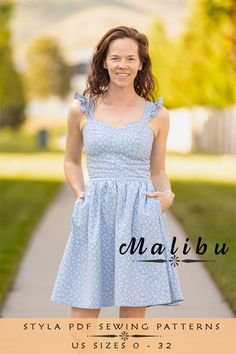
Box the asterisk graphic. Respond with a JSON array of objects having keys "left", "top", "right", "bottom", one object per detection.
[
  {"left": 169, "top": 255, "right": 180, "bottom": 267},
  {"left": 120, "top": 331, "right": 129, "bottom": 341}
]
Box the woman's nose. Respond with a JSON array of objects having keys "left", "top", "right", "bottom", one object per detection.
[{"left": 118, "top": 61, "right": 128, "bottom": 68}]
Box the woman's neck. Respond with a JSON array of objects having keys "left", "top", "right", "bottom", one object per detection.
[{"left": 103, "top": 84, "right": 139, "bottom": 106}]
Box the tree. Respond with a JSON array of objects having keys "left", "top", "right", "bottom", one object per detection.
[
  {"left": 24, "top": 36, "right": 71, "bottom": 100},
  {"left": 0, "top": 1, "right": 26, "bottom": 129},
  {"left": 149, "top": 0, "right": 236, "bottom": 108},
  {"left": 149, "top": 19, "right": 174, "bottom": 107},
  {"left": 172, "top": 0, "right": 236, "bottom": 107}
]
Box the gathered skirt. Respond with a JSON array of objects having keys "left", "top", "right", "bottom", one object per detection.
[{"left": 50, "top": 178, "right": 184, "bottom": 308}]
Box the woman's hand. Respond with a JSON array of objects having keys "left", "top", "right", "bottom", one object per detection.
[
  {"left": 146, "top": 190, "right": 175, "bottom": 212},
  {"left": 77, "top": 190, "right": 85, "bottom": 199}
]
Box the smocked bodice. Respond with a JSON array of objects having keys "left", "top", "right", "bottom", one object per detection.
[{"left": 74, "top": 92, "right": 163, "bottom": 180}]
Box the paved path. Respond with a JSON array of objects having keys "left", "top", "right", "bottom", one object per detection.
[{"left": 1, "top": 181, "right": 233, "bottom": 318}]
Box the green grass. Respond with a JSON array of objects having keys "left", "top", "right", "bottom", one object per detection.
[
  {"left": 0, "top": 178, "right": 62, "bottom": 308},
  {"left": 0, "top": 126, "right": 66, "bottom": 153},
  {"left": 171, "top": 179, "right": 236, "bottom": 314},
  {"left": 0, "top": 152, "right": 65, "bottom": 181}
]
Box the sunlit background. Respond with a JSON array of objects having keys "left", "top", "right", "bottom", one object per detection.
[{"left": 0, "top": 0, "right": 235, "bottom": 316}]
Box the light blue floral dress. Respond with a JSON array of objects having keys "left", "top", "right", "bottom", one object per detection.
[{"left": 50, "top": 92, "right": 184, "bottom": 308}]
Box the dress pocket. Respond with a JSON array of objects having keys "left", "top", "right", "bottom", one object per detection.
[
  {"left": 75, "top": 196, "right": 85, "bottom": 205},
  {"left": 146, "top": 193, "right": 162, "bottom": 216},
  {"left": 71, "top": 186, "right": 91, "bottom": 237},
  {"left": 71, "top": 198, "right": 83, "bottom": 231},
  {"left": 74, "top": 184, "right": 91, "bottom": 204},
  {"left": 156, "top": 196, "right": 162, "bottom": 214}
]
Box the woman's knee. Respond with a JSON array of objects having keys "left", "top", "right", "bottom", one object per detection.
[
  {"left": 71, "top": 306, "right": 101, "bottom": 318},
  {"left": 119, "top": 306, "right": 146, "bottom": 318}
]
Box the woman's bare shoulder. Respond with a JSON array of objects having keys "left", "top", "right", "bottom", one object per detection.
[
  {"left": 67, "top": 98, "right": 86, "bottom": 126},
  {"left": 149, "top": 106, "right": 169, "bottom": 138},
  {"left": 151, "top": 105, "right": 169, "bottom": 124},
  {"left": 70, "top": 97, "right": 84, "bottom": 113}
]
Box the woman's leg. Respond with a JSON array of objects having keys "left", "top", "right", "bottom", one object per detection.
[
  {"left": 71, "top": 307, "right": 101, "bottom": 318},
  {"left": 119, "top": 306, "right": 146, "bottom": 318}
]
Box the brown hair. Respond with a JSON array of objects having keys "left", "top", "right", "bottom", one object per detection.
[{"left": 83, "top": 25, "right": 158, "bottom": 104}]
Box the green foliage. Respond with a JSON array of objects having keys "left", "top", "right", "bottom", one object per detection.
[
  {"left": 149, "top": 0, "right": 236, "bottom": 108},
  {"left": 0, "top": 1, "right": 26, "bottom": 129},
  {"left": 171, "top": 179, "right": 236, "bottom": 314},
  {"left": 149, "top": 18, "right": 177, "bottom": 107},
  {"left": 0, "top": 178, "right": 62, "bottom": 308},
  {"left": 24, "top": 36, "right": 71, "bottom": 100}
]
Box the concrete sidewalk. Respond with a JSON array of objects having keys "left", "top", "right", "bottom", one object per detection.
[{"left": 0, "top": 182, "right": 234, "bottom": 318}]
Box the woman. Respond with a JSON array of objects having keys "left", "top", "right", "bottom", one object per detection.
[{"left": 51, "top": 25, "right": 184, "bottom": 318}]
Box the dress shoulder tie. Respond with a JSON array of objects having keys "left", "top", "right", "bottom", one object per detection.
[
  {"left": 74, "top": 92, "right": 93, "bottom": 119},
  {"left": 149, "top": 97, "right": 164, "bottom": 118}
]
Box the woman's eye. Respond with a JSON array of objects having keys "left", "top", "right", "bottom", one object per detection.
[{"left": 110, "top": 58, "right": 135, "bottom": 61}]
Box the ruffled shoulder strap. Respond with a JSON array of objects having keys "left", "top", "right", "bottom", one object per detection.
[
  {"left": 74, "top": 92, "right": 93, "bottom": 118},
  {"left": 143, "top": 96, "right": 164, "bottom": 123},
  {"left": 149, "top": 96, "right": 164, "bottom": 117}
]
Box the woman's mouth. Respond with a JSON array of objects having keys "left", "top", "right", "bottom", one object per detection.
[{"left": 116, "top": 73, "right": 130, "bottom": 78}]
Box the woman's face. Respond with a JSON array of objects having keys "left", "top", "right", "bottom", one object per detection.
[{"left": 103, "top": 37, "right": 142, "bottom": 87}]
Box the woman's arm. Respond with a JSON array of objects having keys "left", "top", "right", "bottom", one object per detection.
[
  {"left": 147, "top": 106, "right": 175, "bottom": 211},
  {"left": 64, "top": 99, "right": 86, "bottom": 198}
]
